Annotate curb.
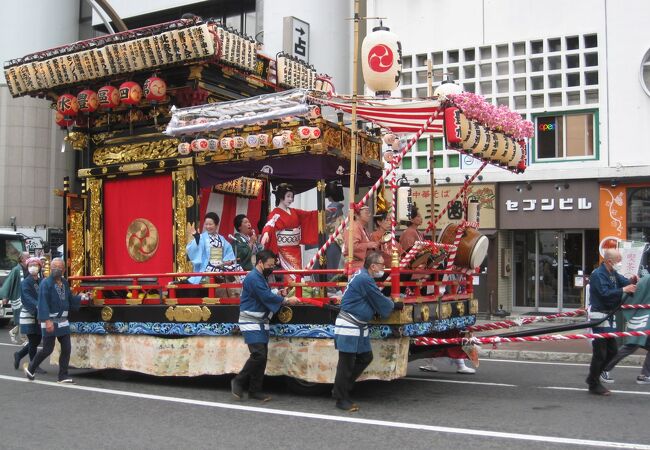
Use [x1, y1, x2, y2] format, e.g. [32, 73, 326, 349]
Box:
[479, 349, 646, 366]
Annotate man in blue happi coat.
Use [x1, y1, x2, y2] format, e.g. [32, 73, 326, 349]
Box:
[332, 251, 403, 411]
[586, 248, 637, 395]
[25, 258, 84, 383]
[231, 250, 300, 402]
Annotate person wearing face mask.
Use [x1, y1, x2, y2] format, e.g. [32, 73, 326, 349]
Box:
[586, 248, 637, 395]
[24, 258, 85, 383]
[332, 252, 403, 412]
[231, 250, 300, 402]
[13, 257, 45, 371]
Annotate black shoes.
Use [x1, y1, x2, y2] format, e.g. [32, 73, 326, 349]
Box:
[588, 384, 611, 396]
[249, 392, 272, 402]
[335, 399, 360, 412]
[231, 378, 244, 400]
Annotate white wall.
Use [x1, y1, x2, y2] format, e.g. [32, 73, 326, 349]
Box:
[261, 0, 353, 94]
[0, 0, 80, 63]
[603, 0, 650, 169]
[90, 0, 210, 26]
[0, 0, 79, 228]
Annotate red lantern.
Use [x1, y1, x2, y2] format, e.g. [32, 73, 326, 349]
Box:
[77, 90, 98, 114]
[55, 111, 74, 128]
[119, 81, 142, 106]
[144, 77, 167, 102]
[98, 86, 120, 110]
[56, 94, 79, 117]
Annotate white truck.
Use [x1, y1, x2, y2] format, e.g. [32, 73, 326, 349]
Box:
[0, 230, 26, 323]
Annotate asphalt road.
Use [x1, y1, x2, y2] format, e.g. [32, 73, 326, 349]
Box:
[0, 332, 648, 450]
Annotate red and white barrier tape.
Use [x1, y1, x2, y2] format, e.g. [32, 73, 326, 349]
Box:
[413, 329, 650, 346]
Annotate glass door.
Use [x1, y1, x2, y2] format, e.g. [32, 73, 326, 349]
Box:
[513, 231, 536, 307]
[562, 231, 584, 309]
[538, 231, 559, 309]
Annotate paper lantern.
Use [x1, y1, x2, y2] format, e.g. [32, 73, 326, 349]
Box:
[191, 139, 209, 152]
[361, 25, 402, 96]
[56, 94, 79, 117]
[98, 86, 120, 109]
[119, 81, 142, 106]
[434, 77, 463, 102]
[177, 143, 191, 155]
[143, 76, 167, 102]
[77, 90, 98, 114]
[55, 111, 74, 128]
[298, 126, 311, 140]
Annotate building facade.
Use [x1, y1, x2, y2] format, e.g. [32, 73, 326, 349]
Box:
[368, 0, 650, 312]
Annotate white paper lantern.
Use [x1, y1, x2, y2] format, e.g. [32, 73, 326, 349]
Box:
[434, 77, 463, 102]
[361, 25, 402, 96]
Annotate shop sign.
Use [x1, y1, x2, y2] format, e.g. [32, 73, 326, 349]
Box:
[407, 184, 497, 230]
[499, 180, 599, 229]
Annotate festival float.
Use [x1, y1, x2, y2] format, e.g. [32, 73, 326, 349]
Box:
[4, 13, 553, 389]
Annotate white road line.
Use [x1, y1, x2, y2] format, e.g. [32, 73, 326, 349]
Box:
[1, 374, 648, 449]
[481, 358, 642, 369]
[540, 386, 650, 396]
[0, 342, 22, 347]
[403, 377, 516, 387]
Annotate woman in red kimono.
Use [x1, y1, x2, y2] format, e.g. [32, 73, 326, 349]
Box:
[261, 183, 318, 272]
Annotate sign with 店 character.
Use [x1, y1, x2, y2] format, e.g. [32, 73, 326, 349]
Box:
[283, 16, 310, 63]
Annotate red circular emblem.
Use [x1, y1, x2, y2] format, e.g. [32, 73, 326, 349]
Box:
[367, 44, 394, 73]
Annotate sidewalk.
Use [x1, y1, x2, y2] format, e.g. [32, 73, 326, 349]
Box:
[473, 316, 647, 366]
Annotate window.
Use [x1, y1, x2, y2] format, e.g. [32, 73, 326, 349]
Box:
[401, 158, 412, 170]
[416, 156, 428, 169]
[535, 112, 596, 160]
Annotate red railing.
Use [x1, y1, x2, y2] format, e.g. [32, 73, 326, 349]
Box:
[70, 267, 474, 308]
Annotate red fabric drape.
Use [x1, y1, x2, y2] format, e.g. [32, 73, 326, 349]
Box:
[103, 175, 173, 275]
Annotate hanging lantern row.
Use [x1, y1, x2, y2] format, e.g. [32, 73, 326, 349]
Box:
[177, 127, 322, 155]
[54, 77, 167, 125]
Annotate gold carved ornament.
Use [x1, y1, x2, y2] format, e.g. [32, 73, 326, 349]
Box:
[456, 301, 466, 317]
[164, 306, 211, 322]
[68, 207, 85, 289]
[93, 138, 179, 166]
[469, 299, 479, 315]
[126, 218, 159, 262]
[420, 304, 430, 322]
[173, 168, 194, 273]
[86, 178, 104, 275]
[440, 303, 452, 320]
[277, 306, 293, 323]
[101, 306, 113, 321]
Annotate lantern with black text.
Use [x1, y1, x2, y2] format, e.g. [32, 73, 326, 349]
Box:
[77, 90, 98, 114]
[143, 77, 167, 102]
[119, 81, 142, 106]
[361, 25, 402, 97]
[56, 94, 79, 118]
[98, 85, 120, 110]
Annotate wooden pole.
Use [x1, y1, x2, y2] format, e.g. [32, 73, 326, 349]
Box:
[346, 0, 360, 272]
[427, 59, 435, 241]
